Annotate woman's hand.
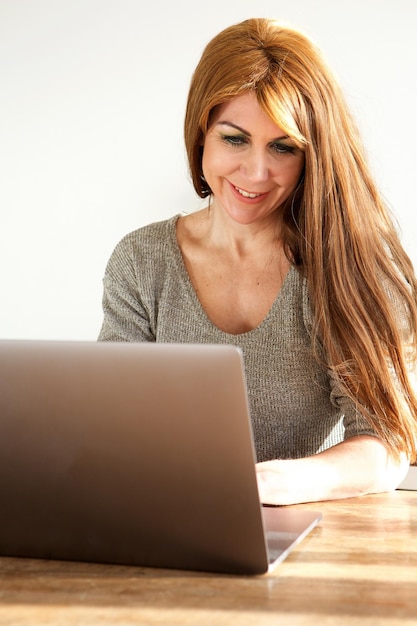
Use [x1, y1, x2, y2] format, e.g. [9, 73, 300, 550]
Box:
[256, 435, 409, 505]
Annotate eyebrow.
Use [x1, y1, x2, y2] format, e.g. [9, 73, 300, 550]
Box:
[216, 120, 289, 142]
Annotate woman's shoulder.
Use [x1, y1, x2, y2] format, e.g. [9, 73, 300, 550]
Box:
[103, 214, 181, 280]
[282, 265, 314, 335]
[116, 214, 180, 252]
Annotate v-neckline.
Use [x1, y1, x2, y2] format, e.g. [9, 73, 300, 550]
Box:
[168, 214, 296, 338]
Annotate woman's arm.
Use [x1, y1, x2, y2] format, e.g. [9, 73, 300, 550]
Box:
[98, 235, 155, 342]
[256, 435, 410, 505]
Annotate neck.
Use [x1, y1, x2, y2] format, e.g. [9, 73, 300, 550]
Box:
[202, 203, 284, 259]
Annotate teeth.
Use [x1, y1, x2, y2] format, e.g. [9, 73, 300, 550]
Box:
[235, 186, 262, 199]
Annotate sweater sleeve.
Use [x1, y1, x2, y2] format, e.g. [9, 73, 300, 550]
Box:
[98, 234, 155, 342]
[328, 371, 379, 440]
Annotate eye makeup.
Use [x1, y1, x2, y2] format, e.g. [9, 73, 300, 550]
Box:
[218, 130, 299, 156]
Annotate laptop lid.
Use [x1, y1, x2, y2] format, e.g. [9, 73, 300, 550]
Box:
[0, 340, 321, 575]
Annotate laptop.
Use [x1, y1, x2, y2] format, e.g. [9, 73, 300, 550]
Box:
[0, 339, 321, 575]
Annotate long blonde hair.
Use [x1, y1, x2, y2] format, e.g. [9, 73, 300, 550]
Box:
[184, 18, 417, 461]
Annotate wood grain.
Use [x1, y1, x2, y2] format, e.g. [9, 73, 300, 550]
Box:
[0, 490, 416, 625]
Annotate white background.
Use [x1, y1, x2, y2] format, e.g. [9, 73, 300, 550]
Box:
[1, 0, 416, 340]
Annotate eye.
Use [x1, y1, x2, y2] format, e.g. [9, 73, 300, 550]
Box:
[269, 141, 297, 155]
[220, 134, 248, 147]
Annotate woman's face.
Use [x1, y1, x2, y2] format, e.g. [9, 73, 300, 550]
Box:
[202, 92, 305, 226]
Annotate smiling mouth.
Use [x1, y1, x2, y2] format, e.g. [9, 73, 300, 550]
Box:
[234, 185, 265, 199]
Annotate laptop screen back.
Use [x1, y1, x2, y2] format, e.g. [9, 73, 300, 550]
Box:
[0, 340, 270, 574]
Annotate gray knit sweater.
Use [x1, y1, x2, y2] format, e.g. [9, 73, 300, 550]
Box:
[98, 215, 376, 462]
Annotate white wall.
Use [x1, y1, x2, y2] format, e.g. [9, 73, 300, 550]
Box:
[1, 0, 416, 340]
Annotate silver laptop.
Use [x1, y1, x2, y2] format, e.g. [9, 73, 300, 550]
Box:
[0, 340, 321, 575]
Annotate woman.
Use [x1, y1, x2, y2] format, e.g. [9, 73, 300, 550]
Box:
[99, 18, 417, 504]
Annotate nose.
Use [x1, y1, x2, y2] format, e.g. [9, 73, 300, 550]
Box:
[240, 148, 270, 183]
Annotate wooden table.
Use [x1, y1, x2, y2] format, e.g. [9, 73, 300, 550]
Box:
[0, 490, 416, 625]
